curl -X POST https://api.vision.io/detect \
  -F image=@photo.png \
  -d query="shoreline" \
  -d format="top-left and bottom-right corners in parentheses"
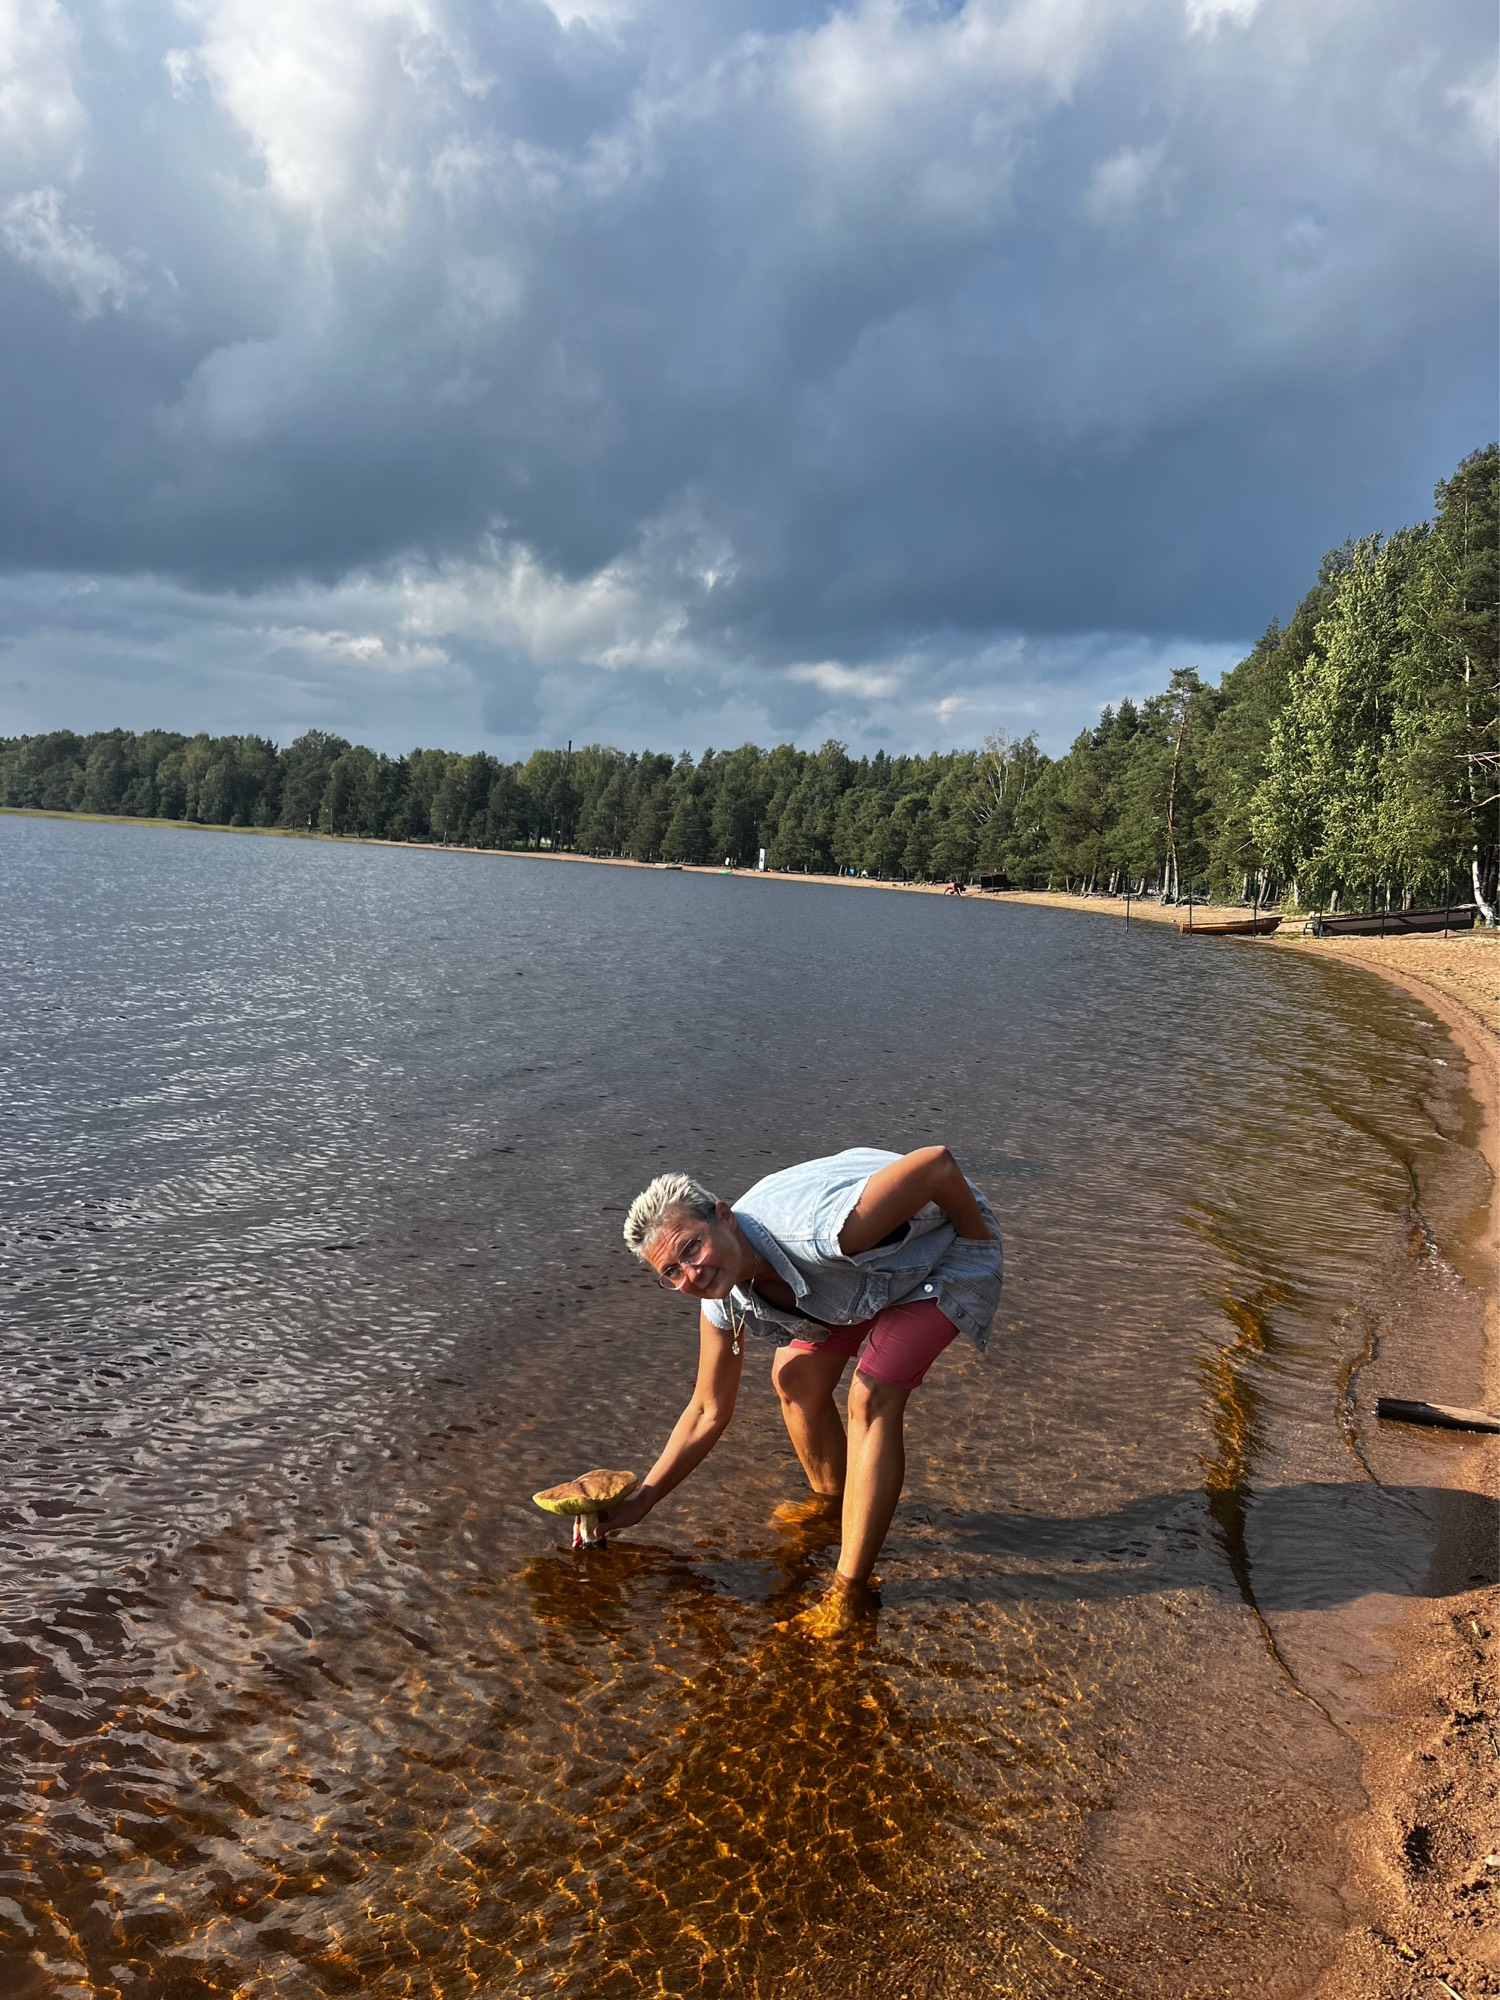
top-left (7, 808), bottom-right (1496, 1990)
top-left (1295, 952), bottom-right (1497, 1999)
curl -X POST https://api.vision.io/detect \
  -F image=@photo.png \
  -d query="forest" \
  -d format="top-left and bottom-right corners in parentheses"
top-left (3, 446), bottom-right (1495, 918)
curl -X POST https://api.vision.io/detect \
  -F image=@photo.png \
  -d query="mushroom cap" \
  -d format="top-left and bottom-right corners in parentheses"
top-left (532, 1468), bottom-right (638, 1517)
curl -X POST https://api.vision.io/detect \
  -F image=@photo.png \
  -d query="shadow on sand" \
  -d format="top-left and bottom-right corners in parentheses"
top-left (923, 1481), bottom-right (1497, 1612)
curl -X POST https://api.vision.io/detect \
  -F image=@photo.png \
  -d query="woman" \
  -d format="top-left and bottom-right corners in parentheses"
top-left (604, 1146), bottom-right (1002, 1625)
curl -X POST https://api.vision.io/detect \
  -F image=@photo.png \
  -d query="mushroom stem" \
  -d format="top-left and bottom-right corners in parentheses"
top-left (573, 1513), bottom-right (606, 1550)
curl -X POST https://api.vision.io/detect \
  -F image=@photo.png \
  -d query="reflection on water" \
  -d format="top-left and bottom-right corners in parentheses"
top-left (1, 816), bottom-right (1493, 1998)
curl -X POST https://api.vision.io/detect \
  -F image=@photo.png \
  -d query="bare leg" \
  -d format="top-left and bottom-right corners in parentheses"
top-left (837, 1371), bottom-right (911, 1585)
top-left (770, 1346), bottom-right (850, 1497)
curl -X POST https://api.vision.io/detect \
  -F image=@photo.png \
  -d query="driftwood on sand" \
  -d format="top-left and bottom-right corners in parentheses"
top-left (1375, 1398), bottom-right (1500, 1435)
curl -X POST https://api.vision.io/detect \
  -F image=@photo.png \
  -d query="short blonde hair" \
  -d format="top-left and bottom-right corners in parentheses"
top-left (623, 1172), bottom-right (719, 1260)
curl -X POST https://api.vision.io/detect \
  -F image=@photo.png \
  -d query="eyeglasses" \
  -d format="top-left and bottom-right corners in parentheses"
top-left (654, 1232), bottom-right (709, 1289)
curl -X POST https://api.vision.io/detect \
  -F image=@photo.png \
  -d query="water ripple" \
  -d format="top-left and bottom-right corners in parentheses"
top-left (1, 815), bottom-right (1492, 1998)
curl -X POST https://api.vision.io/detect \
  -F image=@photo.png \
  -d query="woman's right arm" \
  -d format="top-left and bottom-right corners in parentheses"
top-left (602, 1308), bottom-right (743, 1532)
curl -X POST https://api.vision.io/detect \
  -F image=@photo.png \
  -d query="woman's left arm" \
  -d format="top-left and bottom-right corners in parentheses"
top-left (838, 1146), bottom-right (991, 1253)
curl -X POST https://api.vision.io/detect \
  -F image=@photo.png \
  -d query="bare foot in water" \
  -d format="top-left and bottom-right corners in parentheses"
top-left (783, 1573), bottom-right (881, 1637)
top-left (770, 1493), bottom-right (843, 1531)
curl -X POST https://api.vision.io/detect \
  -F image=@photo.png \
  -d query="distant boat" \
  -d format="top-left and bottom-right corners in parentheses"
top-left (1312, 905), bottom-right (1476, 937)
top-left (1178, 914), bottom-right (1283, 936)
top-left (658, 862), bottom-right (684, 871)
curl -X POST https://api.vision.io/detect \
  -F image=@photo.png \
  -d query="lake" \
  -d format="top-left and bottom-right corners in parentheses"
top-left (0, 812), bottom-right (1489, 1998)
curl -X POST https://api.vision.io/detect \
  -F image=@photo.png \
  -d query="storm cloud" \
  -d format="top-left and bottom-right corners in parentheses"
top-left (0, 0), bottom-right (1494, 756)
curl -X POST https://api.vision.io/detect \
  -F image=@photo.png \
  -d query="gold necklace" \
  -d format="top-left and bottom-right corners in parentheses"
top-left (727, 1252), bottom-right (760, 1356)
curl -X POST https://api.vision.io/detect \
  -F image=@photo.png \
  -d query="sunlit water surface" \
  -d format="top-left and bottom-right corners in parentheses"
top-left (1, 816), bottom-right (1491, 1998)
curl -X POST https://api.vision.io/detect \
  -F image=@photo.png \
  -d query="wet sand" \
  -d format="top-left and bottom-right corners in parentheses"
top-left (1284, 943), bottom-right (1497, 2000)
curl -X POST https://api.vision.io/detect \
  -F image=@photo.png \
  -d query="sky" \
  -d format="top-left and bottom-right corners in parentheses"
top-left (0, 0), bottom-right (1494, 762)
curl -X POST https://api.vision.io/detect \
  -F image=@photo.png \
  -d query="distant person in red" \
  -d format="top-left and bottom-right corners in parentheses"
top-left (943, 880), bottom-right (966, 895)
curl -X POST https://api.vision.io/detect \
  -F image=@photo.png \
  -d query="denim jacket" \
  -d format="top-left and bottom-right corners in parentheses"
top-left (703, 1148), bottom-right (1003, 1353)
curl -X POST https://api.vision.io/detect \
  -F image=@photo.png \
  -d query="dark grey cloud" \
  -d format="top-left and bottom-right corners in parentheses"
top-left (0, 0), bottom-right (1493, 756)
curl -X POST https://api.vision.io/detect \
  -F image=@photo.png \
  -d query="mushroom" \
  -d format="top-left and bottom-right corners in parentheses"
top-left (532, 1468), bottom-right (638, 1549)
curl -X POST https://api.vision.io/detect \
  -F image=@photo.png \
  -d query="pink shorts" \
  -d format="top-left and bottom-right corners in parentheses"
top-left (780, 1299), bottom-right (959, 1391)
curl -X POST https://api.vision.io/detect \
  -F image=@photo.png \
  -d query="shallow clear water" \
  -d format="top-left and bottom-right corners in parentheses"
top-left (0, 814), bottom-right (1490, 1998)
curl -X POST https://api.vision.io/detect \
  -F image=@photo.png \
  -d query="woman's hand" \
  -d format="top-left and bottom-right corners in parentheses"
top-left (838, 1145), bottom-right (992, 1252)
top-left (598, 1489), bottom-right (656, 1535)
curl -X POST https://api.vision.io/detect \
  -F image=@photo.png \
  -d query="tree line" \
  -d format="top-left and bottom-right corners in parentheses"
top-left (3, 445), bottom-right (1494, 917)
